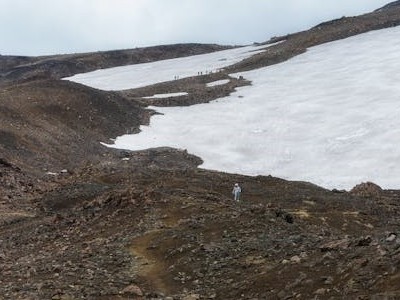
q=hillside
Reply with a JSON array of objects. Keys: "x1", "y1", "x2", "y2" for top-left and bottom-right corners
[
  {"x1": 1, "y1": 2, "x2": 400, "y2": 300},
  {"x1": 0, "y1": 44, "x2": 231, "y2": 85}
]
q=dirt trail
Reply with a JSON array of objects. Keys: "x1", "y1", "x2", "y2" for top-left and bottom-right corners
[
  {"x1": 130, "y1": 230, "x2": 171, "y2": 295},
  {"x1": 129, "y1": 207, "x2": 185, "y2": 295}
]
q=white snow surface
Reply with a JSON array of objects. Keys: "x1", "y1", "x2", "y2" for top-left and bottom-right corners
[
  {"x1": 142, "y1": 92, "x2": 188, "y2": 99},
  {"x1": 63, "y1": 45, "x2": 267, "y2": 91},
  {"x1": 206, "y1": 79, "x2": 230, "y2": 87},
  {"x1": 96, "y1": 26, "x2": 399, "y2": 190}
]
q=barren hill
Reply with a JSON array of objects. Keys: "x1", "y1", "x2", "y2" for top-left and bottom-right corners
[
  {"x1": 1, "y1": 3, "x2": 400, "y2": 300},
  {"x1": 0, "y1": 44, "x2": 231, "y2": 85}
]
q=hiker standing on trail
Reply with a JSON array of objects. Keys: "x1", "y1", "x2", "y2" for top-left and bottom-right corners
[{"x1": 232, "y1": 183, "x2": 241, "y2": 202}]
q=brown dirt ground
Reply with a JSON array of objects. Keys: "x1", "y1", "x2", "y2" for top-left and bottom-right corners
[{"x1": 1, "y1": 3, "x2": 400, "y2": 300}]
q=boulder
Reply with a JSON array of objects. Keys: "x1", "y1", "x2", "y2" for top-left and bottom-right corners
[
  {"x1": 319, "y1": 238, "x2": 350, "y2": 252},
  {"x1": 350, "y1": 182, "x2": 383, "y2": 197},
  {"x1": 121, "y1": 284, "x2": 143, "y2": 296}
]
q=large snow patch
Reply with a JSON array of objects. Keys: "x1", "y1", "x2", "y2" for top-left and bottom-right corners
[{"x1": 91, "y1": 27, "x2": 400, "y2": 189}]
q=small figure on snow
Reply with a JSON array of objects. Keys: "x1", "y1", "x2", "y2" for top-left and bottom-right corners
[{"x1": 232, "y1": 183, "x2": 241, "y2": 202}]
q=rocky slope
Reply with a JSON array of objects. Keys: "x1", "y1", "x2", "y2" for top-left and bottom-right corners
[
  {"x1": 0, "y1": 44, "x2": 231, "y2": 85},
  {"x1": 1, "y1": 2, "x2": 400, "y2": 300}
]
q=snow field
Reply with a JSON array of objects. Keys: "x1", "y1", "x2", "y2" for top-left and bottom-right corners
[
  {"x1": 75, "y1": 26, "x2": 400, "y2": 189},
  {"x1": 64, "y1": 45, "x2": 268, "y2": 91},
  {"x1": 206, "y1": 79, "x2": 230, "y2": 87},
  {"x1": 142, "y1": 92, "x2": 188, "y2": 99}
]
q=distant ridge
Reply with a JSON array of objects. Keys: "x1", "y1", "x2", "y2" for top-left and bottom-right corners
[{"x1": 376, "y1": 0, "x2": 400, "y2": 11}]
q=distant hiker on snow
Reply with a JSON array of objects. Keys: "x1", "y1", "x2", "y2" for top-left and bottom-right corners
[{"x1": 232, "y1": 183, "x2": 241, "y2": 202}]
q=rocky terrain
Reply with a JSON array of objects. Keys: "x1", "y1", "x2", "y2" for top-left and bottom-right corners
[{"x1": 1, "y1": 2, "x2": 400, "y2": 300}]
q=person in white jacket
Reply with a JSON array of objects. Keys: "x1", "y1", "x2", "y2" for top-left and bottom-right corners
[{"x1": 232, "y1": 183, "x2": 242, "y2": 202}]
